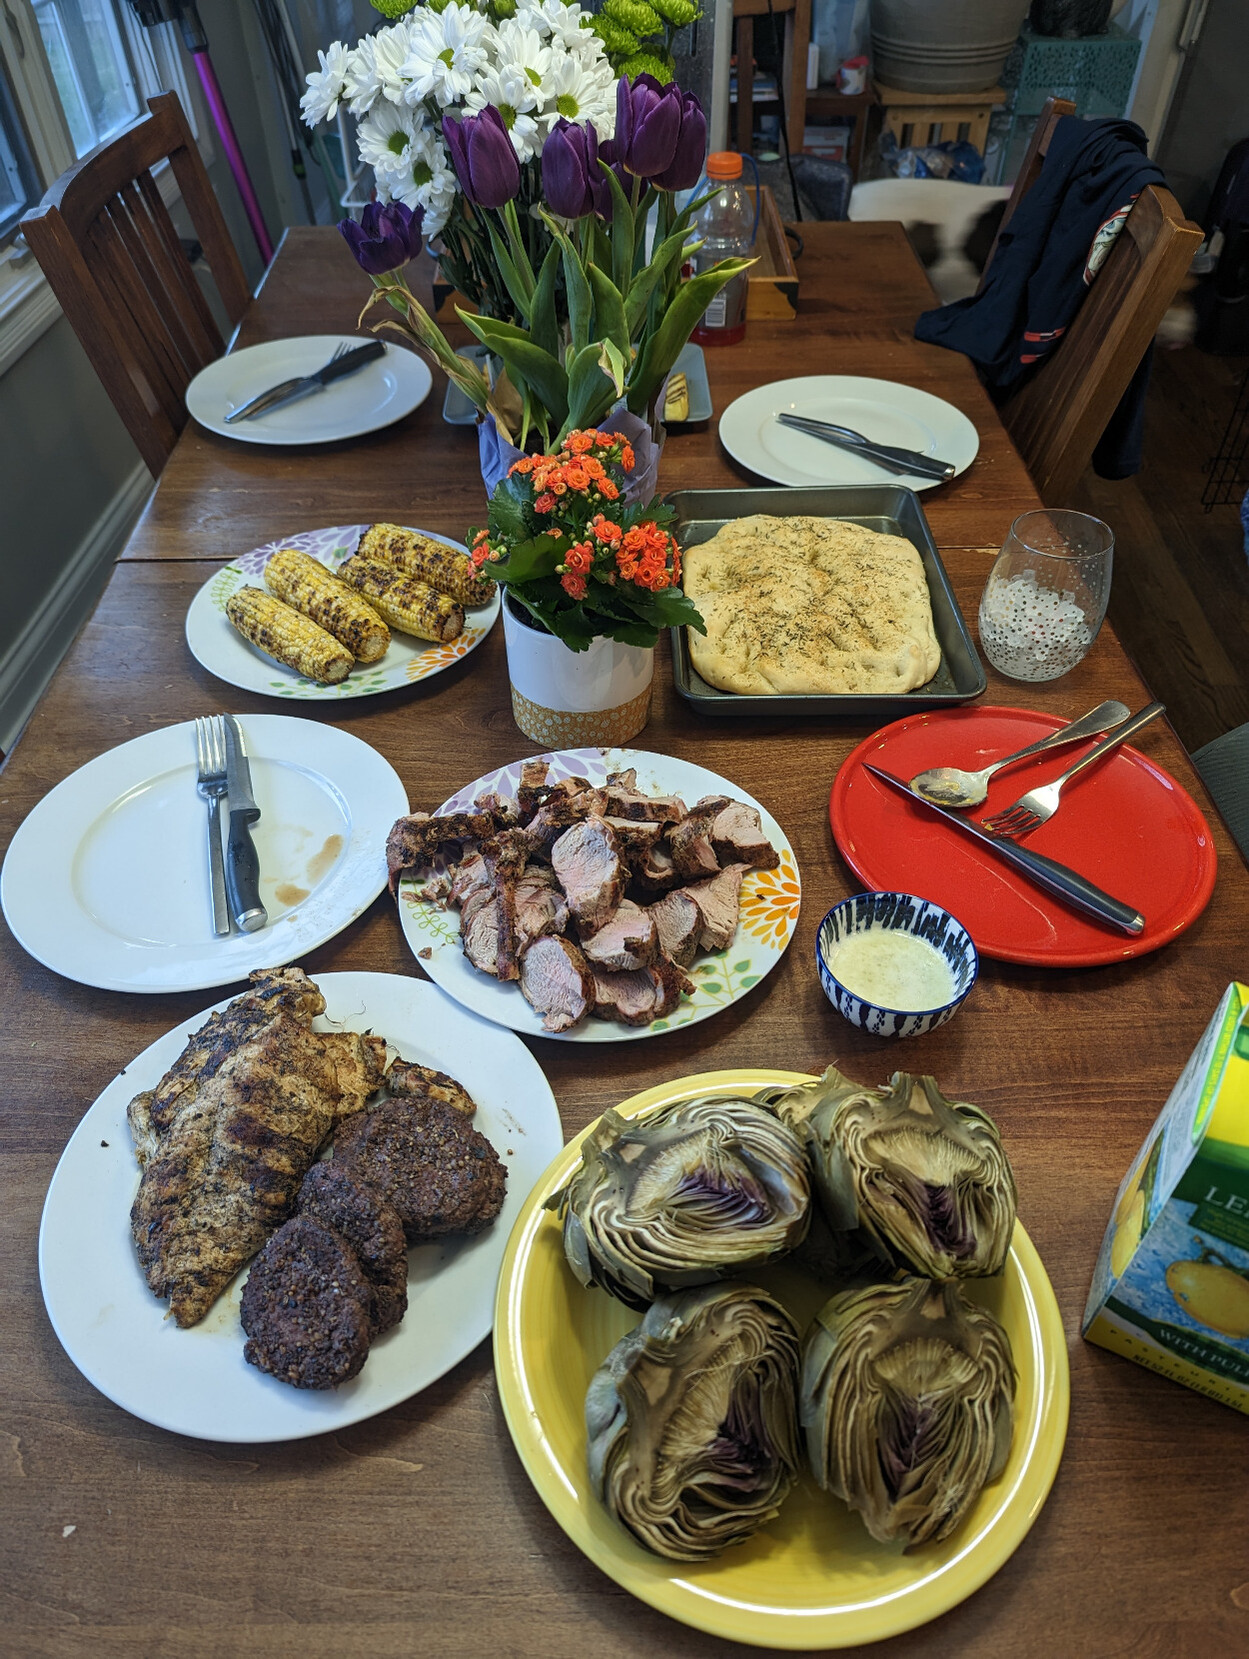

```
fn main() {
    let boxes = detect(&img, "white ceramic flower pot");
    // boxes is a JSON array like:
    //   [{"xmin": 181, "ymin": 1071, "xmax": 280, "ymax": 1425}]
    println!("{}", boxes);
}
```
[{"xmin": 502, "ymin": 594, "xmax": 654, "ymax": 747}]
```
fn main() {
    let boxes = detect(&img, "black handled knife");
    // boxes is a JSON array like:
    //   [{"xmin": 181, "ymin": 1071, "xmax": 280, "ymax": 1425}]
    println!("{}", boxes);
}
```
[
  {"xmin": 223, "ymin": 715, "xmax": 268, "ymax": 934},
  {"xmin": 862, "ymin": 763, "xmax": 1145, "ymax": 935},
  {"xmin": 224, "ymin": 339, "xmax": 386, "ymax": 423}
]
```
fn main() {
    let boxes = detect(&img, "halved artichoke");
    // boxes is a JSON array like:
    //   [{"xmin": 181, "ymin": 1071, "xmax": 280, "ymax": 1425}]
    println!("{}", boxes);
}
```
[
  {"xmin": 547, "ymin": 1095, "xmax": 811, "ymax": 1307},
  {"xmin": 586, "ymin": 1283, "xmax": 802, "ymax": 1561},
  {"xmin": 801, "ymin": 1277, "xmax": 1015, "ymax": 1549},
  {"xmin": 762, "ymin": 1067, "xmax": 1016, "ymax": 1279}
]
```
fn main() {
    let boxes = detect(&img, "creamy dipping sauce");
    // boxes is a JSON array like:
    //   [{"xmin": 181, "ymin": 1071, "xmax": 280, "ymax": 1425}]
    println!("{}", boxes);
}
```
[{"xmin": 829, "ymin": 929, "xmax": 956, "ymax": 1011}]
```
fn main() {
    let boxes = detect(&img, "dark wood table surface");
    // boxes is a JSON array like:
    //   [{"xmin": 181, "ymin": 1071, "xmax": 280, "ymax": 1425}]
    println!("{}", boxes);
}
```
[{"xmin": 3, "ymin": 224, "xmax": 1247, "ymax": 1659}]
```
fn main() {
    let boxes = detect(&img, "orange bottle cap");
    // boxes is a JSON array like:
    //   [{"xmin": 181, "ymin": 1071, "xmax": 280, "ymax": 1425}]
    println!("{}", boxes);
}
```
[{"xmin": 706, "ymin": 150, "xmax": 743, "ymax": 179}]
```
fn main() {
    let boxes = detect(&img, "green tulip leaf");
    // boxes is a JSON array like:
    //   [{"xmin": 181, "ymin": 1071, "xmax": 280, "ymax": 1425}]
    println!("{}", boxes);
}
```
[
  {"xmin": 627, "ymin": 257, "xmax": 754, "ymax": 414},
  {"xmin": 586, "ymin": 264, "xmax": 630, "ymax": 362},
  {"xmin": 459, "ymin": 310, "xmax": 569, "ymax": 427}
]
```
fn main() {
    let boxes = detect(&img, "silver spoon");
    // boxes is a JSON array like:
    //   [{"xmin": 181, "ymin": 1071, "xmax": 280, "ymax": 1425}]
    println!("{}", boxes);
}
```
[{"xmin": 909, "ymin": 699, "xmax": 1131, "ymax": 809}]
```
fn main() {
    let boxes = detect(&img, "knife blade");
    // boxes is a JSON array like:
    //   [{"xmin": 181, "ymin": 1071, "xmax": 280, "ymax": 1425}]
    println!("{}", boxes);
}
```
[
  {"xmin": 776, "ymin": 412, "xmax": 957, "ymax": 482},
  {"xmin": 222, "ymin": 715, "xmax": 268, "ymax": 934},
  {"xmin": 861, "ymin": 763, "xmax": 1145, "ymax": 935},
  {"xmin": 224, "ymin": 340, "xmax": 386, "ymax": 424}
]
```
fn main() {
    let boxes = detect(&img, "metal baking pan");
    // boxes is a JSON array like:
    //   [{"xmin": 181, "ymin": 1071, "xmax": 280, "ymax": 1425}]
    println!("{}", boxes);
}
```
[{"xmin": 668, "ymin": 485, "xmax": 987, "ymax": 722}]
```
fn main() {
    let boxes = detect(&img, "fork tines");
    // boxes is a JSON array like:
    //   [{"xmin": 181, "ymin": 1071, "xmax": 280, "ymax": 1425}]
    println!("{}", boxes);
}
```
[{"xmin": 980, "ymin": 805, "xmax": 1042, "ymax": 839}]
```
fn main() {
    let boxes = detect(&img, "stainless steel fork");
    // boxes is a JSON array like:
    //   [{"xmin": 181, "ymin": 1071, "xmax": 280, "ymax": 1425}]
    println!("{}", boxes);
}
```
[
  {"xmin": 981, "ymin": 702, "xmax": 1165, "ymax": 839},
  {"xmin": 195, "ymin": 716, "xmax": 231, "ymax": 937}
]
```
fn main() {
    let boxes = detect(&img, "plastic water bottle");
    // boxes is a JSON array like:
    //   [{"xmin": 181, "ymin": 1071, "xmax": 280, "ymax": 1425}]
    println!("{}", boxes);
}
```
[{"xmin": 691, "ymin": 151, "xmax": 754, "ymax": 348}]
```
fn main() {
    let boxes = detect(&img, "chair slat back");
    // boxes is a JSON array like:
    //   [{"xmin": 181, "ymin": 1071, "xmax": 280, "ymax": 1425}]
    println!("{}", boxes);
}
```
[
  {"xmin": 22, "ymin": 93, "xmax": 251, "ymax": 476},
  {"xmin": 999, "ymin": 183, "xmax": 1203, "ymax": 503},
  {"xmin": 977, "ymin": 95, "xmax": 1077, "ymax": 289}
]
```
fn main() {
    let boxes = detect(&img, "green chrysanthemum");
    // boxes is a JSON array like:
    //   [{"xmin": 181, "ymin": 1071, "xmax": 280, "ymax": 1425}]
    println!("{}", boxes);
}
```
[
  {"xmin": 592, "ymin": 15, "xmax": 639, "ymax": 55},
  {"xmin": 369, "ymin": 0, "xmax": 419, "ymax": 18},
  {"xmin": 489, "ymin": 0, "xmax": 517, "ymax": 17},
  {"xmin": 619, "ymin": 50, "xmax": 673, "ymax": 83},
  {"xmin": 604, "ymin": 0, "xmax": 663, "ymax": 35},
  {"xmin": 651, "ymin": 0, "xmax": 701, "ymax": 24}
]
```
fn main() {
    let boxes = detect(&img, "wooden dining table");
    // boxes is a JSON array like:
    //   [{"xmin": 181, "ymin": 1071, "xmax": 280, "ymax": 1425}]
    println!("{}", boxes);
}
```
[{"xmin": 2, "ymin": 222, "xmax": 1247, "ymax": 1659}]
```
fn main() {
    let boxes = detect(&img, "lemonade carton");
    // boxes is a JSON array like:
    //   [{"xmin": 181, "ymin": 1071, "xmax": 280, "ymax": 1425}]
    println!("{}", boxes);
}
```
[{"xmin": 1083, "ymin": 982, "xmax": 1249, "ymax": 1414}]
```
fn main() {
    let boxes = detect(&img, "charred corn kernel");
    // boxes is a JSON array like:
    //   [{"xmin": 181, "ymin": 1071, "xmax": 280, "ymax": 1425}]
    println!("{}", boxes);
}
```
[
  {"xmin": 264, "ymin": 548, "xmax": 390, "ymax": 664},
  {"xmin": 664, "ymin": 371, "xmax": 689, "ymax": 423},
  {"xmin": 225, "ymin": 587, "xmax": 353, "ymax": 684},
  {"xmin": 337, "ymin": 556, "xmax": 464, "ymax": 642},
  {"xmin": 357, "ymin": 523, "xmax": 496, "ymax": 607}
]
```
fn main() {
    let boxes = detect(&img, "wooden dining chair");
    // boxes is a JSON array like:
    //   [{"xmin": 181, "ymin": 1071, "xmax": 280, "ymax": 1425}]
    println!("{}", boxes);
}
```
[
  {"xmin": 976, "ymin": 96, "xmax": 1203, "ymax": 504},
  {"xmin": 22, "ymin": 92, "xmax": 252, "ymax": 477}
]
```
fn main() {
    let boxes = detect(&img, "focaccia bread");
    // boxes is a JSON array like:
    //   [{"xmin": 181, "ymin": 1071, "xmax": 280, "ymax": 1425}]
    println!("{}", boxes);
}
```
[{"xmin": 684, "ymin": 515, "xmax": 941, "ymax": 696}]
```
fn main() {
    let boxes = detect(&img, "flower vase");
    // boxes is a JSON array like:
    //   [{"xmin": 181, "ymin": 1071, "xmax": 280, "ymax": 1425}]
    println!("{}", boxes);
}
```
[
  {"xmin": 502, "ymin": 592, "xmax": 654, "ymax": 746},
  {"xmin": 478, "ymin": 408, "xmax": 665, "ymax": 502}
]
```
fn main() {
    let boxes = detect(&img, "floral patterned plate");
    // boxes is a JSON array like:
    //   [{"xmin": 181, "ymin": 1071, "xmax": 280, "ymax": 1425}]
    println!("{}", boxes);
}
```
[
  {"xmin": 398, "ymin": 747, "xmax": 801, "ymax": 1044},
  {"xmin": 184, "ymin": 524, "xmax": 500, "ymax": 700}
]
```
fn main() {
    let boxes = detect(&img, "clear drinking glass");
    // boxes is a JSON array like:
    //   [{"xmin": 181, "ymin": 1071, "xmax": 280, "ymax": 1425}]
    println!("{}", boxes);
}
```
[{"xmin": 978, "ymin": 510, "xmax": 1114, "ymax": 682}]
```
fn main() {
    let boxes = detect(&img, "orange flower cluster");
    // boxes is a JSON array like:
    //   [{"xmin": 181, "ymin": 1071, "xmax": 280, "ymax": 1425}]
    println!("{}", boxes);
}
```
[{"xmin": 615, "ymin": 522, "xmax": 680, "ymax": 591}]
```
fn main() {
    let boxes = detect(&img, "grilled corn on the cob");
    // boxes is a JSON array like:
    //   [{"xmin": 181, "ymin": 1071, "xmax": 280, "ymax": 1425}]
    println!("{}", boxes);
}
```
[
  {"xmin": 264, "ymin": 547, "xmax": 390, "ymax": 663},
  {"xmin": 225, "ymin": 587, "xmax": 353, "ymax": 683},
  {"xmin": 337, "ymin": 556, "xmax": 464, "ymax": 642},
  {"xmin": 357, "ymin": 523, "xmax": 496, "ymax": 607}
]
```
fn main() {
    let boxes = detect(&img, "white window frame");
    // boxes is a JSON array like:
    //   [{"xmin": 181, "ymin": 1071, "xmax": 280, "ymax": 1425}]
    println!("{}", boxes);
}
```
[{"xmin": 0, "ymin": 0, "xmax": 213, "ymax": 377}]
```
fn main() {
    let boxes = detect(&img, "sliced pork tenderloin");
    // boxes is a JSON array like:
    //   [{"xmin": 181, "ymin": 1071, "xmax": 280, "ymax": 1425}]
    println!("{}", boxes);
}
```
[
  {"xmin": 601, "ymin": 779, "xmax": 687, "ymax": 823},
  {"xmin": 518, "ymin": 936, "xmax": 595, "ymax": 1032},
  {"xmin": 482, "ymin": 830, "xmax": 531, "ymax": 982},
  {"xmin": 449, "ymin": 852, "xmax": 490, "ymax": 908},
  {"xmin": 551, "ymin": 816, "xmax": 625, "ymax": 934},
  {"xmin": 683, "ymin": 861, "xmax": 750, "ymax": 951},
  {"xmin": 517, "ymin": 760, "xmax": 550, "ymax": 822},
  {"xmin": 650, "ymin": 955, "xmax": 695, "ymax": 1018},
  {"xmin": 473, "ymin": 790, "xmax": 519, "ymax": 827},
  {"xmin": 668, "ymin": 796, "xmax": 731, "ymax": 881},
  {"xmin": 647, "ymin": 889, "xmax": 702, "ymax": 968},
  {"xmin": 590, "ymin": 966, "xmax": 662, "ymax": 1024},
  {"xmin": 634, "ymin": 842, "xmax": 680, "ymax": 892},
  {"xmin": 515, "ymin": 865, "xmax": 568, "ymax": 945},
  {"xmin": 580, "ymin": 900, "xmax": 658, "ymax": 972},
  {"xmin": 460, "ymin": 890, "xmax": 500, "ymax": 977},
  {"xmin": 386, "ymin": 810, "xmax": 495, "ymax": 893},
  {"xmin": 710, "ymin": 800, "xmax": 779, "ymax": 870}
]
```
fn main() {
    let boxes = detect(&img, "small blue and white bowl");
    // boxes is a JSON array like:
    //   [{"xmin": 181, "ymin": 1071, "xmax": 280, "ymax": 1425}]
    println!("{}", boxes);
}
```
[{"xmin": 815, "ymin": 892, "xmax": 979, "ymax": 1039}]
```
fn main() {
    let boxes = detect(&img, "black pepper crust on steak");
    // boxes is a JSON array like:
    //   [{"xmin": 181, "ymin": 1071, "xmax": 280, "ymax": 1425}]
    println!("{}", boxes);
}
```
[
  {"xmin": 331, "ymin": 1097, "xmax": 508, "ymax": 1242},
  {"xmin": 296, "ymin": 1162, "xmax": 409, "ymax": 1336},
  {"xmin": 240, "ymin": 1214, "xmax": 373, "ymax": 1389}
]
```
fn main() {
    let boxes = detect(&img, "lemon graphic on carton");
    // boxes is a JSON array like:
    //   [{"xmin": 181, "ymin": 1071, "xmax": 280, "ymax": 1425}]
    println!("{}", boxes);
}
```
[
  {"xmin": 1110, "ymin": 1189, "xmax": 1145, "ymax": 1278},
  {"xmin": 1166, "ymin": 1246, "xmax": 1249, "ymax": 1340}
]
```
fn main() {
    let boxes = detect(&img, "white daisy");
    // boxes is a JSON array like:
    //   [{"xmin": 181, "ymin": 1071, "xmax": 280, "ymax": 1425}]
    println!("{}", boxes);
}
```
[
  {"xmin": 356, "ymin": 100, "xmax": 421, "ymax": 174},
  {"xmin": 300, "ymin": 41, "xmax": 351, "ymax": 127},
  {"xmin": 375, "ymin": 130, "xmax": 459, "ymax": 240},
  {"xmin": 465, "ymin": 73, "xmax": 544, "ymax": 161},
  {"xmin": 524, "ymin": 0, "xmax": 598, "ymax": 56},
  {"xmin": 492, "ymin": 18, "xmax": 555, "ymax": 90},
  {"xmin": 400, "ymin": 2, "xmax": 491, "ymax": 110},
  {"xmin": 538, "ymin": 46, "xmax": 615, "ymax": 138}
]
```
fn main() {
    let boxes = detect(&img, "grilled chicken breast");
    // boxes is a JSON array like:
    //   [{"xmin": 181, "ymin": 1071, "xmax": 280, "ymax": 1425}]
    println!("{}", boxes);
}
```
[{"xmin": 128, "ymin": 969, "xmax": 385, "ymax": 1328}]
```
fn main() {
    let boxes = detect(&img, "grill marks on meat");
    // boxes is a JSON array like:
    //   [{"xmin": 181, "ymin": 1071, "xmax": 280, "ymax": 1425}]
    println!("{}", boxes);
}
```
[
  {"xmin": 710, "ymin": 800, "xmax": 780, "ymax": 870},
  {"xmin": 386, "ymin": 810, "xmax": 496, "ymax": 894},
  {"xmin": 551, "ymin": 816, "xmax": 625, "ymax": 934},
  {"xmin": 386, "ymin": 1060, "xmax": 476, "ymax": 1116},
  {"xmin": 580, "ymin": 899, "xmax": 657, "ymax": 972},
  {"xmin": 519, "ymin": 936, "xmax": 596, "ymax": 1032},
  {"xmin": 128, "ymin": 970, "xmax": 379, "ymax": 1328}
]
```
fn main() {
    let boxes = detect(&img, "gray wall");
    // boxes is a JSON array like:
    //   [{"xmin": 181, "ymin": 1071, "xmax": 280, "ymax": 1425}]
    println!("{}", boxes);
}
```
[{"xmin": 1156, "ymin": 0, "xmax": 1249, "ymax": 223}]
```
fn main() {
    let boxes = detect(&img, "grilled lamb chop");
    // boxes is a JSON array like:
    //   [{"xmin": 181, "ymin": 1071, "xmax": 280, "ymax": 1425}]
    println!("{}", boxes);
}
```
[
  {"xmin": 683, "ymin": 861, "xmax": 749, "ymax": 951},
  {"xmin": 518, "ymin": 935, "xmax": 596, "ymax": 1032},
  {"xmin": 128, "ymin": 974, "xmax": 383, "ymax": 1328},
  {"xmin": 580, "ymin": 899, "xmax": 657, "ymax": 972},
  {"xmin": 551, "ymin": 816, "xmax": 625, "ymax": 935},
  {"xmin": 647, "ymin": 889, "xmax": 702, "ymax": 968},
  {"xmin": 668, "ymin": 796, "xmax": 732, "ymax": 881},
  {"xmin": 710, "ymin": 800, "xmax": 779, "ymax": 870},
  {"xmin": 386, "ymin": 810, "xmax": 495, "ymax": 893}
]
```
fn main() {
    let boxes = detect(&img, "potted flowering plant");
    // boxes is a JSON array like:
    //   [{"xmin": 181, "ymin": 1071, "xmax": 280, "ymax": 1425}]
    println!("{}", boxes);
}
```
[{"xmin": 471, "ymin": 429, "xmax": 703, "ymax": 742}]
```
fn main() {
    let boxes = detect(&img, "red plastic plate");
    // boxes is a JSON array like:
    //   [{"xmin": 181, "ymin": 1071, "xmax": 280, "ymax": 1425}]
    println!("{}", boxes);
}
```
[{"xmin": 831, "ymin": 706, "xmax": 1217, "ymax": 967}]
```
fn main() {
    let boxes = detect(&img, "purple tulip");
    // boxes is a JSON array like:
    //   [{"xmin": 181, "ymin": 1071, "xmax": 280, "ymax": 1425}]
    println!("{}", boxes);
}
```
[
  {"xmin": 594, "ymin": 138, "xmax": 629, "ymax": 216},
  {"xmin": 653, "ymin": 90, "xmax": 706, "ymax": 192},
  {"xmin": 442, "ymin": 105, "xmax": 520, "ymax": 210},
  {"xmin": 338, "ymin": 200, "xmax": 424, "ymax": 276},
  {"xmin": 543, "ymin": 118, "xmax": 600, "ymax": 218},
  {"xmin": 614, "ymin": 73, "xmax": 682, "ymax": 180}
]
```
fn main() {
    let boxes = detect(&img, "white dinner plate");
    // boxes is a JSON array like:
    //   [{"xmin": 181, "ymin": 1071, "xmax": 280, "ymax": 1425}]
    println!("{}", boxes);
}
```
[
  {"xmin": 185, "ymin": 525, "xmax": 500, "ymax": 700},
  {"xmin": 38, "ymin": 973, "xmax": 564, "ymax": 1443},
  {"xmin": 398, "ymin": 747, "xmax": 801, "ymax": 1043},
  {"xmin": 186, "ymin": 336, "xmax": 433, "ymax": 445},
  {"xmin": 1, "ymin": 715, "xmax": 407, "ymax": 993},
  {"xmin": 719, "ymin": 375, "xmax": 980, "ymax": 491}
]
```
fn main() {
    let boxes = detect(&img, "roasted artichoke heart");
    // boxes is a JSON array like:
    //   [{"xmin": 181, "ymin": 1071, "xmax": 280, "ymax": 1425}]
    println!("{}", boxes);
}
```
[
  {"xmin": 586, "ymin": 1283, "xmax": 802, "ymax": 1561},
  {"xmin": 547, "ymin": 1094, "xmax": 811, "ymax": 1307},
  {"xmin": 763, "ymin": 1066, "xmax": 1017, "ymax": 1279},
  {"xmin": 800, "ymin": 1277, "xmax": 1015, "ymax": 1549}
]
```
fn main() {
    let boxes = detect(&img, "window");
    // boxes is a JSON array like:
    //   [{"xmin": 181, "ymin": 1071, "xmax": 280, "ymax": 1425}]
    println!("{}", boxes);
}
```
[
  {"xmin": 31, "ymin": 0, "xmax": 141, "ymax": 159},
  {"xmin": 0, "ymin": 64, "xmax": 39, "ymax": 243}
]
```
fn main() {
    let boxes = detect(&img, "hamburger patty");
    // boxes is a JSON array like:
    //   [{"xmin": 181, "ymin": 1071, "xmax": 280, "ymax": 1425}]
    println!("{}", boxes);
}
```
[
  {"xmin": 331, "ymin": 1097, "xmax": 508, "ymax": 1242},
  {"xmin": 297, "ymin": 1161, "xmax": 409, "ymax": 1335},
  {"xmin": 240, "ymin": 1214, "xmax": 373, "ymax": 1389}
]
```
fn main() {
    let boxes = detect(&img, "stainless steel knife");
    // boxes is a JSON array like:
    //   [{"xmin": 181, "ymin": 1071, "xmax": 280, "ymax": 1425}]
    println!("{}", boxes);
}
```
[
  {"xmin": 222, "ymin": 715, "xmax": 268, "ymax": 934},
  {"xmin": 224, "ymin": 339, "xmax": 386, "ymax": 423},
  {"xmin": 777, "ymin": 411, "xmax": 956, "ymax": 481},
  {"xmin": 862, "ymin": 763, "xmax": 1145, "ymax": 935}
]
